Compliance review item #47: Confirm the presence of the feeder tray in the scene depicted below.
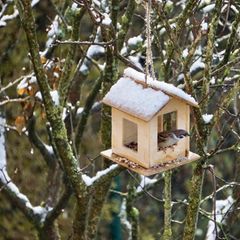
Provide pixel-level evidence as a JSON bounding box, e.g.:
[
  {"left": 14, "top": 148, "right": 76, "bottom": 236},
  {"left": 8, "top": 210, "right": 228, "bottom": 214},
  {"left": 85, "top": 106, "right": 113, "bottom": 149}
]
[{"left": 101, "top": 149, "right": 200, "bottom": 176}]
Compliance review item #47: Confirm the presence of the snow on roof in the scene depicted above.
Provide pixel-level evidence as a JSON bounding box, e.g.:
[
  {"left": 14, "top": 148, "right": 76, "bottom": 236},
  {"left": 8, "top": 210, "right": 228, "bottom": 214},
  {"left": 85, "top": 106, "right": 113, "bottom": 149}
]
[
  {"left": 123, "top": 68, "right": 198, "bottom": 107},
  {"left": 103, "top": 68, "right": 198, "bottom": 121},
  {"left": 102, "top": 77, "right": 170, "bottom": 121}
]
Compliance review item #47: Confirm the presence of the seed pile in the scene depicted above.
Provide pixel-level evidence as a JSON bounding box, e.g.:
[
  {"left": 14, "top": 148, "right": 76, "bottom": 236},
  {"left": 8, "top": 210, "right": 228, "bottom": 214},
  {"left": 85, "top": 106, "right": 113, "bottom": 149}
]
[
  {"left": 114, "top": 155, "right": 143, "bottom": 169},
  {"left": 124, "top": 142, "right": 138, "bottom": 151},
  {"left": 113, "top": 153, "right": 187, "bottom": 171},
  {"left": 152, "top": 156, "right": 187, "bottom": 169},
  {"left": 125, "top": 139, "right": 176, "bottom": 152}
]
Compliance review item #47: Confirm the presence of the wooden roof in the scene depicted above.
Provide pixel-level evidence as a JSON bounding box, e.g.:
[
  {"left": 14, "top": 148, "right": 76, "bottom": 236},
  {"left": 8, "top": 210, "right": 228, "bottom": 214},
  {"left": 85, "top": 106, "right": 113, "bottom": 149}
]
[{"left": 102, "top": 68, "right": 199, "bottom": 121}]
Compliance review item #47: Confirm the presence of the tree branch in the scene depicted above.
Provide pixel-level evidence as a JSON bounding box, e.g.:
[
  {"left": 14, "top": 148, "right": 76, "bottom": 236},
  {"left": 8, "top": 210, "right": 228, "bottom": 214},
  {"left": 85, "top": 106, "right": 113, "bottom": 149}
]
[
  {"left": 117, "top": 0, "right": 136, "bottom": 50},
  {"left": 58, "top": 7, "right": 85, "bottom": 106},
  {"left": 44, "top": 184, "right": 72, "bottom": 226},
  {"left": 16, "top": 0, "right": 87, "bottom": 204},
  {"left": 75, "top": 75, "right": 103, "bottom": 151},
  {"left": 161, "top": 171, "right": 172, "bottom": 240},
  {"left": 28, "top": 116, "right": 56, "bottom": 168},
  {"left": 202, "top": 0, "right": 223, "bottom": 111}
]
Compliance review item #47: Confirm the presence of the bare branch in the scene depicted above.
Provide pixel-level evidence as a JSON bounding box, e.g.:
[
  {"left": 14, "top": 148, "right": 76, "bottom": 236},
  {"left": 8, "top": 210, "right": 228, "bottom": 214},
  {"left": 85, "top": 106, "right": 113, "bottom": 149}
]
[
  {"left": 55, "top": 39, "right": 115, "bottom": 47},
  {"left": 0, "top": 97, "right": 30, "bottom": 106}
]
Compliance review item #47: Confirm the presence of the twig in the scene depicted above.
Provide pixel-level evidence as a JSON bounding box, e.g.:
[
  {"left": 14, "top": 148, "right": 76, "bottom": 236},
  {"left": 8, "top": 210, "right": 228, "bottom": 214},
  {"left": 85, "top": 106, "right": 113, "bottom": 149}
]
[
  {"left": 219, "top": 12, "right": 240, "bottom": 66},
  {"left": 55, "top": 39, "right": 115, "bottom": 46},
  {"left": 0, "top": 75, "right": 26, "bottom": 94},
  {"left": 200, "top": 182, "right": 240, "bottom": 204},
  {"left": 44, "top": 185, "right": 72, "bottom": 225},
  {"left": 75, "top": 75, "right": 103, "bottom": 150},
  {"left": 117, "top": 0, "right": 136, "bottom": 49},
  {"left": 202, "top": 0, "right": 223, "bottom": 111},
  {"left": 117, "top": 53, "right": 144, "bottom": 73},
  {"left": 27, "top": 116, "right": 57, "bottom": 168},
  {"left": 127, "top": 170, "right": 164, "bottom": 203},
  {"left": 0, "top": 123, "right": 17, "bottom": 132},
  {"left": 57, "top": 7, "right": 86, "bottom": 106},
  {"left": 49, "top": 0, "right": 68, "bottom": 27},
  {"left": 73, "top": 0, "right": 104, "bottom": 25},
  {"left": 0, "top": 97, "right": 30, "bottom": 106},
  {"left": 204, "top": 165, "right": 218, "bottom": 239}
]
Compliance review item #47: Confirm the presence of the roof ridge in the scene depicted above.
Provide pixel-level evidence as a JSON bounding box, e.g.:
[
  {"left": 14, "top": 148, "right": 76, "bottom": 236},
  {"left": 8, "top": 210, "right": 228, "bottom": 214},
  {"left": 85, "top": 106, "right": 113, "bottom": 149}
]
[{"left": 123, "top": 68, "right": 199, "bottom": 108}]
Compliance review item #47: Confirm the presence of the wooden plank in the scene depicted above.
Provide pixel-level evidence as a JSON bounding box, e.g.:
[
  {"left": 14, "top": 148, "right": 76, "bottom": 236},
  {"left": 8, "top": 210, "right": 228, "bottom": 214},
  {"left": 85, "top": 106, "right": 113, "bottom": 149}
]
[
  {"left": 112, "top": 109, "right": 151, "bottom": 168},
  {"left": 112, "top": 148, "right": 150, "bottom": 168},
  {"left": 111, "top": 108, "right": 122, "bottom": 150},
  {"left": 101, "top": 149, "right": 201, "bottom": 176},
  {"left": 185, "top": 104, "right": 190, "bottom": 152}
]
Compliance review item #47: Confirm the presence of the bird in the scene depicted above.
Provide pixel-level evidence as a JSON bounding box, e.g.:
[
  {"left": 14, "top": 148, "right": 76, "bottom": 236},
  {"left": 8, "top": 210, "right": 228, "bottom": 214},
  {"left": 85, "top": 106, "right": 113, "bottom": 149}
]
[{"left": 158, "top": 129, "right": 190, "bottom": 150}]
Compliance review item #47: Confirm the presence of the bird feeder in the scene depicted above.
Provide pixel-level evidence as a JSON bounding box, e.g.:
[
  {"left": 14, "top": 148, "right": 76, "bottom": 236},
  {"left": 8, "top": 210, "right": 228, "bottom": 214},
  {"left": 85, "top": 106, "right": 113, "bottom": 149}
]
[{"left": 101, "top": 68, "right": 200, "bottom": 176}]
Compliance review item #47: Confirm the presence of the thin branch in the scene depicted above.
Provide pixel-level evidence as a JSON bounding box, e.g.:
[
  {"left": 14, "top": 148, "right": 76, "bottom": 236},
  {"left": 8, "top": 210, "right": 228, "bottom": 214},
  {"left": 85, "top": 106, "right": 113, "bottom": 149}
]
[
  {"left": 0, "top": 171, "right": 46, "bottom": 227},
  {"left": 27, "top": 116, "right": 56, "bottom": 168},
  {"left": 0, "top": 75, "right": 26, "bottom": 94},
  {"left": 117, "top": 53, "right": 144, "bottom": 73},
  {"left": 44, "top": 184, "right": 72, "bottom": 225},
  {"left": 0, "top": 97, "right": 30, "bottom": 106},
  {"left": 49, "top": 0, "right": 68, "bottom": 27},
  {"left": 117, "top": 0, "right": 136, "bottom": 50},
  {"left": 73, "top": 0, "right": 103, "bottom": 25},
  {"left": 126, "top": 174, "right": 139, "bottom": 240},
  {"left": 58, "top": 7, "right": 85, "bottom": 106},
  {"left": 219, "top": 12, "right": 240, "bottom": 67},
  {"left": 75, "top": 75, "right": 103, "bottom": 150},
  {"left": 55, "top": 39, "right": 115, "bottom": 46},
  {"left": 202, "top": 0, "right": 223, "bottom": 110},
  {"left": 200, "top": 182, "right": 240, "bottom": 204}
]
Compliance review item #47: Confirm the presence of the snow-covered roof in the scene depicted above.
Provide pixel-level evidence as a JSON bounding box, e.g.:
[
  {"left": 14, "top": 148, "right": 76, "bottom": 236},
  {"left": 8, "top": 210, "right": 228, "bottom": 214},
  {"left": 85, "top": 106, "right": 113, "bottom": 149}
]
[
  {"left": 124, "top": 68, "right": 199, "bottom": 107},
  {"left": 102, "top": 67, "right": 198, "bottom": 121}
]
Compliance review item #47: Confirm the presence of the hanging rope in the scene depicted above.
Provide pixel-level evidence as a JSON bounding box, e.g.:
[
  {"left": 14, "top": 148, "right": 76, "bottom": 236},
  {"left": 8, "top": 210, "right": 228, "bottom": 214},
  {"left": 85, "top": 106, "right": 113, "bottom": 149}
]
[{"left": 145, "top": 0, "right": 156, "bottom": 84}]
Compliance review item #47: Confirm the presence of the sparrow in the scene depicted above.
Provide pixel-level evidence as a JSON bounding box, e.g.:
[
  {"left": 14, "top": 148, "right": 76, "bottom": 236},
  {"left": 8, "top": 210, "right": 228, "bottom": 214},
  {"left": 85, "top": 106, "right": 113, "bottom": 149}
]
[{"left": 158, "top": 129, "right": 190, "bottom": 150}]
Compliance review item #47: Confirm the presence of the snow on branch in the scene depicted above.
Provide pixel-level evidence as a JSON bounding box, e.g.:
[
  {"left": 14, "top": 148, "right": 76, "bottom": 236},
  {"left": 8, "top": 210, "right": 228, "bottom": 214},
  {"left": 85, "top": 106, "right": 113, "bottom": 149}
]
[
  {"left": 82, "top": 164, "right": 119, "bottom": 186},
  {"left": 136, "top": 175, "right": 158, "bottom": 193},
  {"left": 40, "top": 15, "right": 62, "bottom": 57},
  {"left": 119, "top": 199, "right": 132, "bottom": 234},
  {"left": 202, "top": 113, "right": 213, "bottom": 124},
  {"left": 0, "top": 115, "right": 50, "bottom": 224},
  {"left": 205, "top": 196, "right": 234, "bottom": 240},
  {"left": 0, "top": 0, "right": 40, "bottom": 27},
  {"left": 79, "top": 27, "right": 105, "bottom": 75},
  {"left": 0, "top": 116, "right": 6, "bottom": 172}
]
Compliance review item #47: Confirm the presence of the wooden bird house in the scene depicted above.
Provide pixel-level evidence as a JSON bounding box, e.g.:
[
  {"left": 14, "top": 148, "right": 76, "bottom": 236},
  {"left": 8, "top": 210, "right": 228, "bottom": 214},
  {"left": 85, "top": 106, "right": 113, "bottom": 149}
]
[{"left": 101, "top": 68, "right": 200, "bottom": 176}]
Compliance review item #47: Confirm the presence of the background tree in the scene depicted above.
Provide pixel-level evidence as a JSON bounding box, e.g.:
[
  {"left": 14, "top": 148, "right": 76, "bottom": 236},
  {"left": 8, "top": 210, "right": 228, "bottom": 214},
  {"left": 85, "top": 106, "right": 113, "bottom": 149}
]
[{"left": 0, "top": 0, "right": 239, "bottom": 239}]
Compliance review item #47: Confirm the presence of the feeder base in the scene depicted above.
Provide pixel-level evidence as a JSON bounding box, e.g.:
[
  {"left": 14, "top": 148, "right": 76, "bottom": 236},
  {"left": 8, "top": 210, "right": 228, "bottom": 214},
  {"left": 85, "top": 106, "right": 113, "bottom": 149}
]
[{"left": 100, "top": 149, "right": 200, "bottom": 176}]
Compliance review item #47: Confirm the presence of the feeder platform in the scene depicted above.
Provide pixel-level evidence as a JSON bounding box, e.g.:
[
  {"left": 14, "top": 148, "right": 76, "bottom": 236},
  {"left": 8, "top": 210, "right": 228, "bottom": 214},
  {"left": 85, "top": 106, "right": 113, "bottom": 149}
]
[{"left": 101, "top": 149, "right": 200, "bottom": 176}]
